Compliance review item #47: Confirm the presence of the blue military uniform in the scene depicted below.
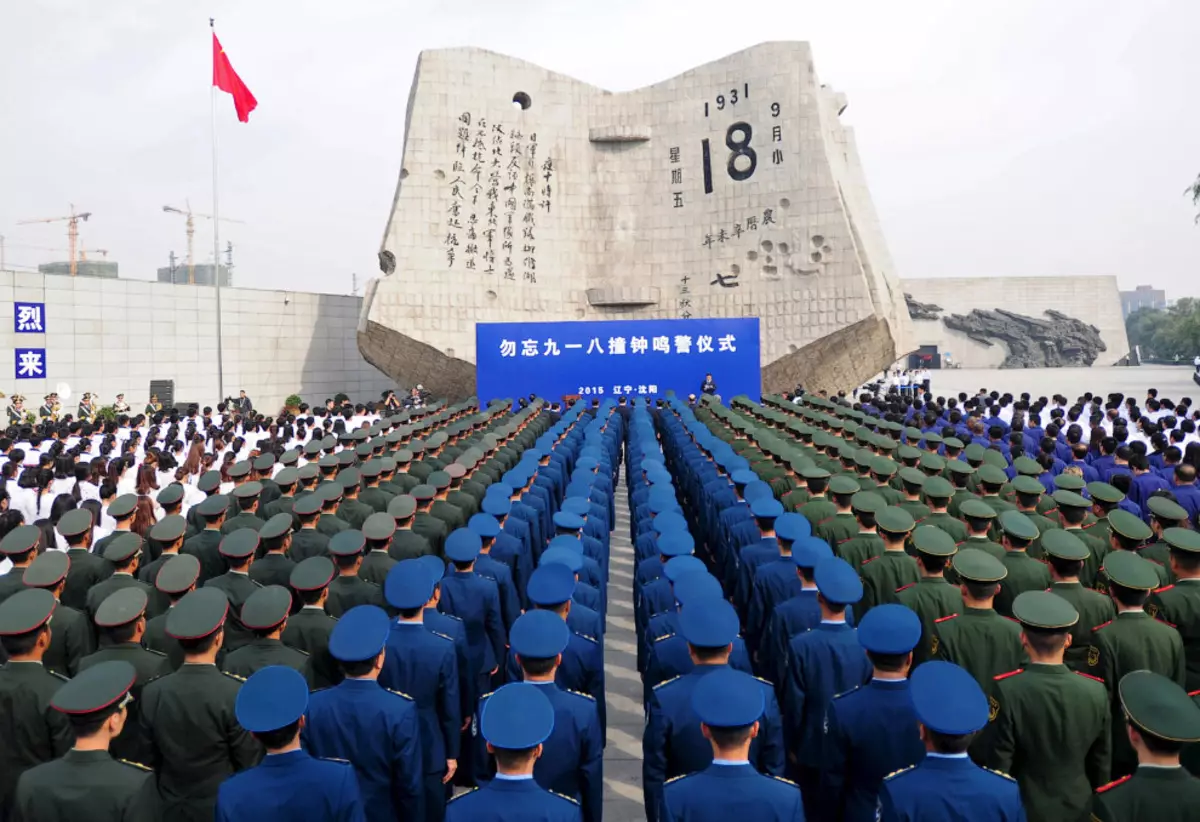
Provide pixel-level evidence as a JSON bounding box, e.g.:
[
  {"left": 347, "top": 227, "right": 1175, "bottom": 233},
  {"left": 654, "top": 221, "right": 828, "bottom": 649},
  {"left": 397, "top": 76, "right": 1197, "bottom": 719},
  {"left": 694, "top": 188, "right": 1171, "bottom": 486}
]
[
  {"left": 303, "top": 605, "right": 423, "bottom": 822},
  {"left": 448, "top": 681, "right": 582, "bottom": 821},
  {"left": 877, "top": 661, "right": 1024, "bottom": 822},
  {"left": 784, "top": 558, "right": 872, "bottom": 811},
  {"left": 659, "top": 667, "right": 804, "bottom": 822},
  {"left": 381, "top": 562, "right": 461, "bottom": 822},
  {"left": 439, "top": 530, "right": 507, "bottom": 691},
  {"left": 466, "top": 515, "right": 522, "bottom": 631},
  {"left": 480, "top": 611, "right": 602, "bottom": 822},
  {"left": 216, "top": 666, "right": 366, "bottom": 822},
  {"left": 819, "top": 605, "right": 925, "bottom": 822},
  {"left": 643, "top": 600, "right": 785, "bottom": 822}
]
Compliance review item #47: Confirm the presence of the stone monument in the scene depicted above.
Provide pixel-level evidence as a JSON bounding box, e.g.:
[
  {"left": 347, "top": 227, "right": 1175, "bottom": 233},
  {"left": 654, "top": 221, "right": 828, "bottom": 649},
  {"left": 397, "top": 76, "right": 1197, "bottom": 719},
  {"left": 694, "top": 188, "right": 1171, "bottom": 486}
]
[{"left": 359, "top": 43, "right": 914, "bottom": 399}]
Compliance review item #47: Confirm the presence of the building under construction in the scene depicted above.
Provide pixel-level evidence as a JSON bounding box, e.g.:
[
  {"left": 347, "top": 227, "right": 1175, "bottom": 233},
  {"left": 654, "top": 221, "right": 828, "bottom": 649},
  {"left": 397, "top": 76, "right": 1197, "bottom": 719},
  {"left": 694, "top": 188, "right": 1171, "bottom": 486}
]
[
  {"left": 156, "top": 263, "right": 231, "bottom": 286},
  {"left": 38, "top": 260, "right": 119, "bottom": 278}
]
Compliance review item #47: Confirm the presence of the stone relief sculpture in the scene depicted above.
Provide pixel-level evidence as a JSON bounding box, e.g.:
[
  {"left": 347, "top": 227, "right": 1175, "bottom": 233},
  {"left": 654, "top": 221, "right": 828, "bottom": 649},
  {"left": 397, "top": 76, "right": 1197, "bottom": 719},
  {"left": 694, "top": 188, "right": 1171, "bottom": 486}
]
[
  {"left": 941, "top": 309, "right": 1106, "bottom": 368},
  {"left": 903, "top": 294, "right": 943, "bottom": 321}
]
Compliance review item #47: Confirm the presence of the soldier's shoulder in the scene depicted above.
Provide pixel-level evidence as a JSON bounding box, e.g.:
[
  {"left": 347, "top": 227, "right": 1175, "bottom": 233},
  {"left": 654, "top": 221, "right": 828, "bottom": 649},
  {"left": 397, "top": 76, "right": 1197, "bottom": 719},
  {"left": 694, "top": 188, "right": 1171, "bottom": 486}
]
[
  {"left": 653, "top": 675, "right": 682, "bottom": 691},
  {"left": 934, "top": 612, "right": 959, "bottom": 624},
  {"left": 430, "top": 630, "right": 455, "bottom": 643},
  {"left": 566, "top": 689, "right": 596, "bottom": 702},
  {"left": 48, "top": 669, "right": 71, "bottom": 683},
  {"left": 116, "top": 758, "right": 153, "bottom": 773},
  {"left": 385, "top": 687, "right": 414, "bottom": 701},
  {"left": 142, "top": 646, "right": 168, "bottom": 658},
  {"left": 982, "top": 766, "right": 1017, "bottom": 783},
  {"left": 1095, "top": 774, "right": 1133, "bottom": 795},
  {"left": 895, "top": 582, "right": 916, "bottom": 593},
  {"left": 1074, "top": 670, "right": 1106, "bottom": 686},
  {"left": 992, "top": 668, "right": 1024, "bottom": 683},
  {"left": 832, "top": 684, "right": 863, "bottom": 702},
  {"left": 882, "top": 764, "right": 918, "bottom": 782},
  {"left": 315, "top": 756, "right": 355, "bottom": 769},
  {"left": 1091, "top": 619, "right": 1115, "bottom": 633},
  {"left": 446, "top": 787, "right": 478, "bottom": 804},
  {"left": 548, "top": 790, "right": 580, "bottom": 806},
  {"left": 664, "top": 773, "right": 695, "bottom": 786},
  {"left": 222, "top": 671, "right": 247, "bottom": 683},
  {"left": 573, "top": 631, "right": 600, "bottom": 645}
]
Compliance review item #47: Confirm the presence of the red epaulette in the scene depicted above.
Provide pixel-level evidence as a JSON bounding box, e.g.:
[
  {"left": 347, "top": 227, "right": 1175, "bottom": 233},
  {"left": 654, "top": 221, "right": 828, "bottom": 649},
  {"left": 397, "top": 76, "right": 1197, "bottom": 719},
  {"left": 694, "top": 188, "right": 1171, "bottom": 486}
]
[
  {"left": 954, "top": 540, "right": 966, "bottom": 547},
  {"left": 1075, "top": 671, "right": 1105, "bottom": 684},
  {"left": 861, "top": 556, "right": 877, "bottom": 566},
  {"left": 1148, "top": 558, "right": 1164, "bottom": 566},
  {"left": 1095, "top": 774, "right": 1132, "bottom": 794},
  {"left": 1189, "top": 690, "right": 1200, "bottom": 698},
  {"left": 1092, "top": 620, "right": 1114, "bottom": 632},
  {"left": 1155, "top": 584, "right": 1175, "bottom": 594},
  {"left": 993, "top": 668, "right": 1023, "bottom": 681},
  {"left": 816, "top": 517, "right": 835, "bottom": 526},
  {"left": 1003, "top": 615, "right": 1020, "bottom": 623},
  {"left": 895, "top": 582, "right": 915, "bottom": 592},
  {"left": 1156, "top": 616, "right": 1178, "bottom": 628},
  {"left": 934, "top": 613, "right": 959, "bottom": 623}
]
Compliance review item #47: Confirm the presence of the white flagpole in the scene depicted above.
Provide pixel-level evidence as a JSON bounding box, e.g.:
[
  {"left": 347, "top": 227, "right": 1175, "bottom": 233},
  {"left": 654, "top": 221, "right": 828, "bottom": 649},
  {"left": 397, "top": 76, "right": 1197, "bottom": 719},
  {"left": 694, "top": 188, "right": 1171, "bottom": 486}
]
[{"left": 210, "top": 17, "right": 226, "bottom": 403}]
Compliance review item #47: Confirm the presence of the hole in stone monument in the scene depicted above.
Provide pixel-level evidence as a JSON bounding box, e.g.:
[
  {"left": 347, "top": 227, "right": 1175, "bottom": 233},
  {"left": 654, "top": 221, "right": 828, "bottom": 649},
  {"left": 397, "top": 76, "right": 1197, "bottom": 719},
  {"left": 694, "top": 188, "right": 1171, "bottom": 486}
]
[
  {"left": 811, "top": 234, "right": 825, "bottom": 246},
  {"left": 778, "top": 242, "right": 790, "bottom": 254},
  {"left": 485, "top": 290, "right": 497, "bottom": 300},
  {"left": 765, "top": 255, "right": 773, "bottom": 264},
  {"left": 822, "top": 244, "right": 833, "bottom": 254},
  {"left": 779, "top": 197, "right": 791, "bottom": 209},
  {"left": 513, "top": 92, "right": 532, "bottom": 110},
  {"left": 762, "top": 265, "right": 779, "bottom": 277},
  {"left": 810, "top": 251, "right": 823, "bottom": 263},
  {"left": 730, "top": 264, "right": 741, "bottom": 275},
  {"left": 789, "top": 344, "right": 798, "bottom": 353},
  {"left": 747, "top": 250, "right": 759, "bottom": 261},
  {"left": 446, "top": 348, "right": 455, "bottom": 357},
  {"left": 400, "top": 168, "right": 409, "bottom": 180},
  {"left": 761, "top": 240, "right": 774, "bottom": 253},
  {"left": 434, "top": 169, "right": 446, "bottom": 180},
  {"left": 575, "top": 309, "right": 586, "bottom": 319}
]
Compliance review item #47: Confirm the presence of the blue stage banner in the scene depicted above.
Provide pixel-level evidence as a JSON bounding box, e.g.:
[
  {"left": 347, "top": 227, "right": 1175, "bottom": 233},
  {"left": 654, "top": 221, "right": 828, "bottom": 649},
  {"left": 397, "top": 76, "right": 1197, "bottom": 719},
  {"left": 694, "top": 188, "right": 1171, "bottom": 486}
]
[{"left": 475, "top": 317, "right": 761, "bottom": 402}]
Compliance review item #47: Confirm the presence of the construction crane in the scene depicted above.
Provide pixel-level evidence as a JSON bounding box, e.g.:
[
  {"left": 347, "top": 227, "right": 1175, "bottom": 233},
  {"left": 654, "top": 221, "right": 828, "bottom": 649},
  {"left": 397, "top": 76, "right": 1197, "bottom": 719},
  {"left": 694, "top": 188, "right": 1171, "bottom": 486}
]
[
  {"left": 16, "top": 205, "right": 92, "bottom": 276},
  {"left": 162, "top": 202, "right": 243, "bottom": 284}
]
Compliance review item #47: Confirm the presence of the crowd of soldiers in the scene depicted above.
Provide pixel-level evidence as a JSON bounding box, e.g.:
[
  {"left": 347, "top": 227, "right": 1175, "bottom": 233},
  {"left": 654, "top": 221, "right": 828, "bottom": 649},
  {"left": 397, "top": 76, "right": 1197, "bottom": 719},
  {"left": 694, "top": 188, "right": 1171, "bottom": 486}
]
[{"left": 2, "top": 384, "right": 1200, "bottom": 821}]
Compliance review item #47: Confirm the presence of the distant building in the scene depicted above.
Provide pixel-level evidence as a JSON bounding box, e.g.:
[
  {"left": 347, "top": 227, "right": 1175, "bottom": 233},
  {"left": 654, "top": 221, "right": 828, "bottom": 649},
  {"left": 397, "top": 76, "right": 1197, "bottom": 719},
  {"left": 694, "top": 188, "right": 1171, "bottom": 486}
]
[
  {"left": 156, "top": 263, "right": 231, "bottom": 287},
  {"left": 38, "top": 260, "right": 119, "bottom": 279},
  {"left": 1120, "top": 285, "right": 1166, "bottom": 318}
]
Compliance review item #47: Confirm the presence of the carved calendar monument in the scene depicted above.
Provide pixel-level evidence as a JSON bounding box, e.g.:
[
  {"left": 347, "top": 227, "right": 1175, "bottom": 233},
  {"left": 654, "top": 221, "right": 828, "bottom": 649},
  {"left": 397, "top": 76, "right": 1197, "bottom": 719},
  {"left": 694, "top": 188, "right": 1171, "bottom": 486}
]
[{"left": 359, "top": 42, "right": 914, "bottom": 399}]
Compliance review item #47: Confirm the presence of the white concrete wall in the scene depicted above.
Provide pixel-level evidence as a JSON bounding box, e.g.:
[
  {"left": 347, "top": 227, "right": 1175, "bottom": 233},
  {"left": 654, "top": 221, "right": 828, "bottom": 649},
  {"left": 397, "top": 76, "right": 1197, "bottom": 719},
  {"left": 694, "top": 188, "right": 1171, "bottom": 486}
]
[
  {"left": 900, "top": 275, "right": 1130, "bottom": 368},
  {"left": 1, "top": 270, "right": 393, "bottom": 413}
]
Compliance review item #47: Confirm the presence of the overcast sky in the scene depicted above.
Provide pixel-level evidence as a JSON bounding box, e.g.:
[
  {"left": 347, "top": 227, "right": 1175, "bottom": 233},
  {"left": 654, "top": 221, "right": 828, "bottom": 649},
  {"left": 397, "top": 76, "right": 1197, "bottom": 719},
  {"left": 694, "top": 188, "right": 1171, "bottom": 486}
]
[{"left": 2, "top": 0, "right": 1198, "bottom": 299}]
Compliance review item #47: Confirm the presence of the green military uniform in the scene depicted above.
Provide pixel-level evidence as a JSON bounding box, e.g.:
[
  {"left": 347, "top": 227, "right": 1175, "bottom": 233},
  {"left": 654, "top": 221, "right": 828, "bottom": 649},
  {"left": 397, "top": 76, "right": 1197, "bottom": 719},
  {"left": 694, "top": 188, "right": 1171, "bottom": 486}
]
[
  {"left": 1041, "top": 529, "right": 1115, "bottom": 674},
  {"left": 389, "top": 526, "right": 433, "bottom": 562},
  {"left": 359, "top": 480, "right": 392, "bottom": 514},
  {"left": 221, "top": 585, "right": 309, "bottom": 679},
  {"left": 326, "top": 531, "right": 385, "bottom": 617},
  {"left": 221, "top": 482, "right": 267, "bottom": 536},
  {"left": 896, "top": 526, "right": 963, "bottom": 666},
  {"left": 249, "top": 552, "right": 295, "bottom": 589},
  {"left": 1092, "top": 670, "right": 1200, "bottom": 822},
  {"left": 283, "top": 558, "right": 342, "bottom": 690},
  {"left": 1147, "top": 531, "right": 1200, "bottom": 692},
  {"left": 336, "top": 478, "right": 375, "bottom": 530},
  {"left": 930, "top": 549, "right": 1024, "bottom": 692},
  {"left": 290, "top": 526, "right": 331, "bottom": 562},
  {"left": 982, "top": 591, "right": 1111, "bottom": 822},
  {"left": 182, "top": 525, "right": 226, "bottom": 587},
  {"left": 359, "top": 550, "right": 397, "bottom": 586},
  {"left": 994, "top": 511, "right": 1052, "bottom": 619},
  {"left": 85, "top": 571, "right": 154, "bottom": 628},
  {"left": 1090, "top": 551, "right": 1187, "bottom": 778},
  {"left": 79, "top": 588, "right": 172, "bottom": 766},
  {"left": 22, "top": 550, "right": 93, "bottom": 678},
  {"left": 412, "top": 509, "right": 449, "bottom": 558},
  {"left": 62, "top": 545, "right": 112, "bottom": 612},
  {"left": 0, "top": 589, "right": 73, "bottom": 818},
  {"left": 140, "top": 588, "right": 263, "bottom": 822},
  {"left": 858, "top": 507, "right": 919, "bottom": 619},
  {"left": 13, "top": 660, "right": 155, "bottom": 822}
]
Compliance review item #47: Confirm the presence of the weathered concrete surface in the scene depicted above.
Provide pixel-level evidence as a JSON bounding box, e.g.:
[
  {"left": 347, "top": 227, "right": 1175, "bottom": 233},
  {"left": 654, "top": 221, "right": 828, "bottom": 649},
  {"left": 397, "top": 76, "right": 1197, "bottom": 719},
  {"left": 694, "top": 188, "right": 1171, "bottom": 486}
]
[{"left": 359, "top": 43, "right": 914, "bottom": 399}]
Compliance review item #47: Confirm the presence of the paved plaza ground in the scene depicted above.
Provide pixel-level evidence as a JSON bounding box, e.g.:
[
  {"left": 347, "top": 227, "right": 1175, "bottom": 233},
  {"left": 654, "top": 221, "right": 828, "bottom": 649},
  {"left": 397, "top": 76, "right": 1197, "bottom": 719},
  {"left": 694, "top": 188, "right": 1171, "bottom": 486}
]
[{"left": 920, "top": 365, "right": 1198, "bottom": 402}]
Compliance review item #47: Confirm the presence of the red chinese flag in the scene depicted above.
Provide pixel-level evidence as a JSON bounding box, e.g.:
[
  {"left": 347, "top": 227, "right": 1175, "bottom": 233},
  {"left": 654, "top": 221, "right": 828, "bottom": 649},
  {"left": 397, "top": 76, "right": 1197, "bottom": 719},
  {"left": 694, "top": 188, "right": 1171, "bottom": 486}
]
[{"left": 212, "top": 33, "right": 257, "bottom": 123}]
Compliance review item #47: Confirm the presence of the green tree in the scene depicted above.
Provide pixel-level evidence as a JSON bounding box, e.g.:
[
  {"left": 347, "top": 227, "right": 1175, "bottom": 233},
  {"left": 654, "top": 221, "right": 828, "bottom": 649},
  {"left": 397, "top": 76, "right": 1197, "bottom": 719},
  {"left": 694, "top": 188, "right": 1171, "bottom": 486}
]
[
  {"left": 1190, "top": 173, "right": 1200, "bottom": 222},
  {"left": 1126, "top": 301, "right": 1200, "bottom": 361}
]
